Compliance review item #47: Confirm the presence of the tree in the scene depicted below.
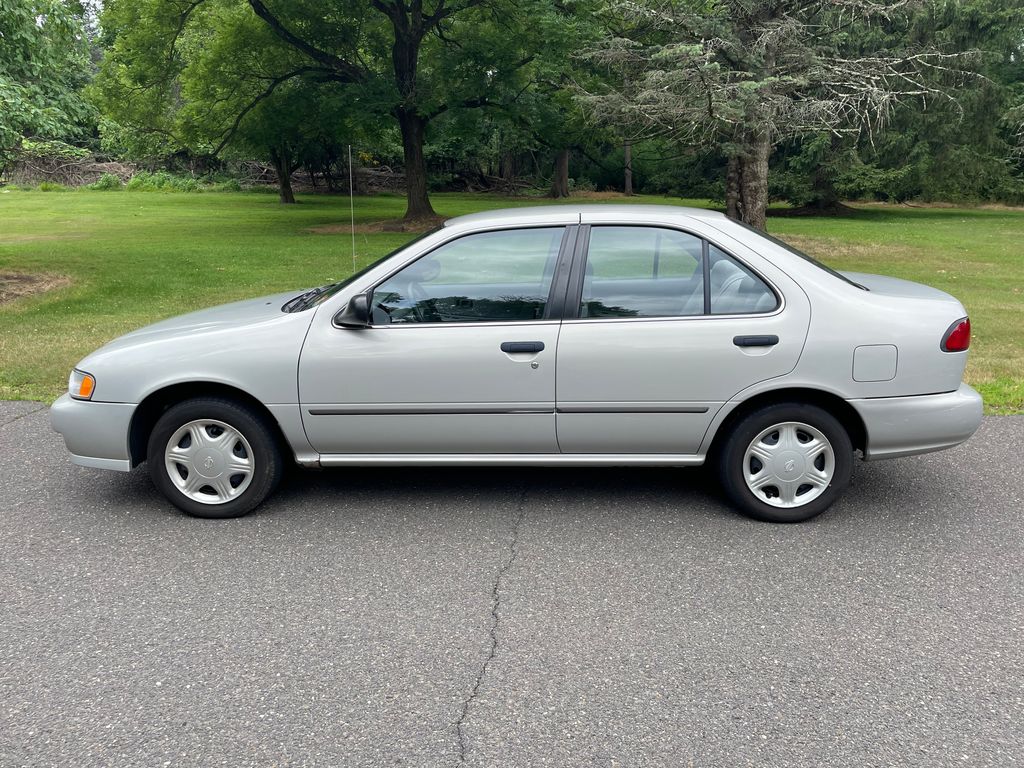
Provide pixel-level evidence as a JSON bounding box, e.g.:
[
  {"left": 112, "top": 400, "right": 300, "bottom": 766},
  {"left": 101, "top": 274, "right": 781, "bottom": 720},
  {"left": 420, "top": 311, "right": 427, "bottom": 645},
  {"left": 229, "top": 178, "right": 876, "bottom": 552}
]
[
  {"left": 248, "top": 0, "right": 550, "bottom": 218},
  {"left": 175, "top": 4, "right": 367, "bottom": 203},
  {"left": 852, "top": 0, "right": 1024, "bottom": 204},
  {"left": 0, "top": 0, "right": 93, "bottom": 174},
  {"left": 768, "top": 0, "right": 1024, "bottom": 208},
  {"left": 453, "top": 0, "right": 616, "bottom": 199},
  {"left": 94, "top": 0, "right": 368, "bottom": 202},
  {"left": 578, "top": 0, "right": 980, "bottom": 229},
  {"left": 95, "top": 0, "right": 543, "bottom": 217}
]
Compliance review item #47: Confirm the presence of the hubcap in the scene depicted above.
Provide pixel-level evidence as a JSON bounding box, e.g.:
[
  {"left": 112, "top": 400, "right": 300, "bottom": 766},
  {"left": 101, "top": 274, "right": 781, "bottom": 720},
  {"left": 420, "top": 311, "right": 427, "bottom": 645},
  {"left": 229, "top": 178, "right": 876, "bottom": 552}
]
[
  {"left": 164, "top": 419, "right": 254, "bottom": 505},
  {"left": 743, "top": 421, "right": 834, "bottom": 509}
]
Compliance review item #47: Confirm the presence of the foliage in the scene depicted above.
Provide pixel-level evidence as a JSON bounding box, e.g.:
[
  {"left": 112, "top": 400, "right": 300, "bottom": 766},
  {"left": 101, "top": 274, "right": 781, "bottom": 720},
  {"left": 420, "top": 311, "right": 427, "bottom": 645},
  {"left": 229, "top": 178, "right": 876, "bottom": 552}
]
[
  {"left": 4, "top": 0, "right": 1024, "bottom": 210},
  {"left": 124, "top": 171, "right": 202, "bottom": 192},
  {"left": 576, "top": 0, "right": 983, "bottom": 227},
  {"left": 95, "top": 117, "right": 181, "bottom": 168},
  {"left": 210, "top": 178, "right": 242, "bottom": 192},
  {"left": 91, "top": 0, "right": 565, "bottom": 213},
  {"left": 766, "top": 0, "right": 1024, "bottom": 208},
  {"left": 18, "top": 138, "right": 90, "bottom": 162},
  {"left": 86, "top": 173, "right": 124, "bottom": 191},
  {"left": 34, "top": 181, "right": 69, "bottom": 191},
  {"left": 0, "top": 0, "right": 94, "bottom": 171}
]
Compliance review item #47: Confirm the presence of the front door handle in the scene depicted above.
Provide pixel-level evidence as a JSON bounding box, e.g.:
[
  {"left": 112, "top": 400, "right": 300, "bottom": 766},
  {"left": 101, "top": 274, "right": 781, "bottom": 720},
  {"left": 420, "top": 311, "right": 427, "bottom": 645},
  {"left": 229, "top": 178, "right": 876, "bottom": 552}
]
[
  {"left": 733, "top": 335, "right": 779, "bottom": 347},
  {"left": 501, "top": 341, "right": 545, "bottom": 354}
]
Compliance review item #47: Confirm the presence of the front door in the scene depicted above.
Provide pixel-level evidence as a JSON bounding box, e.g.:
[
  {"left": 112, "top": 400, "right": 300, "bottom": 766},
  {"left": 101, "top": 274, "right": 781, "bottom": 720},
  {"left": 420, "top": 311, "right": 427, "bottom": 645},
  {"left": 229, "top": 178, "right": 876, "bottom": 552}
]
[
  {"left": 299, "top": 226, "right": 571, "bottom": 455},
  {"left": 555, "top": 225, "right": 810, "bottom": 454}
]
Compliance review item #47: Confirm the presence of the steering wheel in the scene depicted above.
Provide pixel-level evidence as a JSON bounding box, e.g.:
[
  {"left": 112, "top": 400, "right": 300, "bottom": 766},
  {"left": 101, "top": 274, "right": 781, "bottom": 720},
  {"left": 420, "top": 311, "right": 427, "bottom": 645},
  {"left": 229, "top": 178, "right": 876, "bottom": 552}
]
[{"left": 406, "top": 280, "right": 439, "bottom": 323}]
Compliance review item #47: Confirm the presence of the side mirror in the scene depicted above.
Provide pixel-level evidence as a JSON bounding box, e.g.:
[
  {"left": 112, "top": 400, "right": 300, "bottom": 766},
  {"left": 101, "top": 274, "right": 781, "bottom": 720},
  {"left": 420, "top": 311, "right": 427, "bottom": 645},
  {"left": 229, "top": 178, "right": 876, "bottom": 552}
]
[{"left": 334, "top": 292, "right": 370, "bottom": 328}]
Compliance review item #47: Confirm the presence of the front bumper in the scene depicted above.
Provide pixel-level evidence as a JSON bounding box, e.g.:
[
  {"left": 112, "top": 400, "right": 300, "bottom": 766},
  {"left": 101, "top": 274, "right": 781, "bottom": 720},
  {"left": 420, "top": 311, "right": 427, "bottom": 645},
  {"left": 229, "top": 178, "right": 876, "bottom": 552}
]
[
  {"left": 49, "top": 394, "right": 135, "bottom": 472},
  {"left": 851, "top": 382, "right": 983, "bottom": 461}
]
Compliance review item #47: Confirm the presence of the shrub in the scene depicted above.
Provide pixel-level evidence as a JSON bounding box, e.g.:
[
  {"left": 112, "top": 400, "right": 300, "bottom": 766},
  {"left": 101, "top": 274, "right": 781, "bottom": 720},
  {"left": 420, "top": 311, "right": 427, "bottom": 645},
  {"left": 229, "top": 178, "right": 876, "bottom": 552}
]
[
  {"left": 125, "top": 171, "right": 203, "bottom": 192},
  {"left": 124, "top": 174, "right": 146, "bottom": 191},
  {"left": 36, "top": 182, "right": 69, "bottom": 192},
  {"left": 210, "top": 178, "right": 242, "bottom": 192},
  {"left": 87, "top": 173, "right": 124, "bottom": 191},
  {"left": 568, "top": 177, "right": 596, "bottom": 193}
]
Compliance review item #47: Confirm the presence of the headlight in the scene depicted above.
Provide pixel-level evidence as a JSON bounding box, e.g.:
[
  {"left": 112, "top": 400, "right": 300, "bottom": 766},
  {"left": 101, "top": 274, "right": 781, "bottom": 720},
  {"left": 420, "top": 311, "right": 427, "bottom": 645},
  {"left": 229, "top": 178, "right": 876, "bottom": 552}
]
[{"left": 69, "top": 369, "right": 96, "bottom": 400}]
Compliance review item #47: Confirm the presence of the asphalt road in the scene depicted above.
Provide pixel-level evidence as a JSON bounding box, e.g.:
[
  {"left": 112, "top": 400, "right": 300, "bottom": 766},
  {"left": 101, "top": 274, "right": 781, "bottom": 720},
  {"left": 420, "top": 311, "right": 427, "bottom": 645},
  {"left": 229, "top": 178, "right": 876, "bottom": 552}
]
[{"left": 1, "top": 401, "right": 1022, "bottom": 767}]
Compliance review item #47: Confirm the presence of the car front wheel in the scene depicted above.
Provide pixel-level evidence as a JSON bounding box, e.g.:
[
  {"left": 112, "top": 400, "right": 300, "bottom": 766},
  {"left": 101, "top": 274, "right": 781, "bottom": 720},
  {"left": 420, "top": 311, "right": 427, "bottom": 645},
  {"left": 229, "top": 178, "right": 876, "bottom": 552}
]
[
  {"left": 147, "top": 397, "right": 283, "bottom": 519},
  {"left": 717, "top": 402, "right": 853, "bottom": 523}
]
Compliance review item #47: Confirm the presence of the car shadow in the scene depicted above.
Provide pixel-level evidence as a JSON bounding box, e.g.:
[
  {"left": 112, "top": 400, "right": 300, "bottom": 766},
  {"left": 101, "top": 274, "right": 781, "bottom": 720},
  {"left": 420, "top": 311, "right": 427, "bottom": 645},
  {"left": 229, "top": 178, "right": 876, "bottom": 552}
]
[{"left": 86, "top": 453, "right": 964, "bottom": 530}]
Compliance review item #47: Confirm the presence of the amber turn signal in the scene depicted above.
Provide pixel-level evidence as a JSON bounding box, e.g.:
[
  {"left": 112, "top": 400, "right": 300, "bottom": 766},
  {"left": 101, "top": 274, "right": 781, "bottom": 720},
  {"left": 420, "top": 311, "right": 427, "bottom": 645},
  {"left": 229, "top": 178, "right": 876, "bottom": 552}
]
[{"left": 68, "top": 369, "right": 96, "bottom": 400}]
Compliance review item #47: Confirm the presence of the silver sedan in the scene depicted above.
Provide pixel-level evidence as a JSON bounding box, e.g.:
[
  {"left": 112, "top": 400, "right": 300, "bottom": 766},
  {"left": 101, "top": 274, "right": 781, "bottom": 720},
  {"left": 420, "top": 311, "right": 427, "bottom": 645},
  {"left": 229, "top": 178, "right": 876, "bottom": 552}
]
[{"left": 51, "top": 205, "right": 982, "bottom": 522}]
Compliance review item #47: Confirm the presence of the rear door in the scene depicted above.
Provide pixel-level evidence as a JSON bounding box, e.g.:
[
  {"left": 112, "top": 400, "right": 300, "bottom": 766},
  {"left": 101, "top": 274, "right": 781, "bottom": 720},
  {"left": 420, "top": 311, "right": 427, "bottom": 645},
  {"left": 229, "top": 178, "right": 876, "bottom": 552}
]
[{"left": 555, "top": 224, "right": 810, "bottom": 454}]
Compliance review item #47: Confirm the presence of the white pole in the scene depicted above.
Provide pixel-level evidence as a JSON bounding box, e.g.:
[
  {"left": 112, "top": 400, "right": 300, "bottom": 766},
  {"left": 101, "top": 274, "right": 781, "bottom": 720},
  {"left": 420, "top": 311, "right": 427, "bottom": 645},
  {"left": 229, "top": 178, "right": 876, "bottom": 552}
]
[{"left": 348, "top": 144, "right": 356, "bottom": 274}]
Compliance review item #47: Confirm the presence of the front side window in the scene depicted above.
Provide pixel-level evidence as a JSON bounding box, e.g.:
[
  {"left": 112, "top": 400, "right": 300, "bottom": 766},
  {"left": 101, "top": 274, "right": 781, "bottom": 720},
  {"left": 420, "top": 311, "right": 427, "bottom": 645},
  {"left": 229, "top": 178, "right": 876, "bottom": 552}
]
[
  {"left": 372, "top": 227, "right": 564, "bottom": 324},
  {"left": 580, "top": 227, "right": 705, "bottom": 318}
]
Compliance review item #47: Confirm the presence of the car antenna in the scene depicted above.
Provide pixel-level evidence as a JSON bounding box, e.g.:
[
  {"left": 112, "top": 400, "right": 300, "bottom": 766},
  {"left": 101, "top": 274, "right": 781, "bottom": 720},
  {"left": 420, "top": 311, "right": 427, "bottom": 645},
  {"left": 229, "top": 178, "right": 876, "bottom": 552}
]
[{"left": 348, "top": 144, "right": 357, "bottom": 275}]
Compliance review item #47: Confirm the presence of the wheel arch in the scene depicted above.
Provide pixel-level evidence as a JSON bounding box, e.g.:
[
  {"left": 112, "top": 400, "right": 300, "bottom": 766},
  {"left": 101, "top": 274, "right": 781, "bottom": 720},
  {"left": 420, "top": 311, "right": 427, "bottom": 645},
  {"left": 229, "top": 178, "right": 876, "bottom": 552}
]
[
  {"left": 706, "top": 387, "right": 867, "bottom": 461},
  {"left": 128, "top": 381, "right": 291, "bottom": 467}
]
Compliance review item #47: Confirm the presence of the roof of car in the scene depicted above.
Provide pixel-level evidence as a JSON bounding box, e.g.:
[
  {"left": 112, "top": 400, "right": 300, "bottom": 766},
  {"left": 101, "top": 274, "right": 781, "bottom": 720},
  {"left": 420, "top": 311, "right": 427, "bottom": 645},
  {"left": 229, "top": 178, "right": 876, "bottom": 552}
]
[{"left": 444, "top": 204, "right": 727, "bottom": 227}]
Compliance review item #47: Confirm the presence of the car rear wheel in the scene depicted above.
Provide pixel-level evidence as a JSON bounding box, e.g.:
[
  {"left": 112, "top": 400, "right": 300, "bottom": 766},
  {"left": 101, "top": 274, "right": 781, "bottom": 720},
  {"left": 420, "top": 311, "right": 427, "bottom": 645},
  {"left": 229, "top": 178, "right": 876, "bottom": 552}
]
[
  {"left": 147, "top": 397, "right": 283, "bottom": 519},
  {"left": 717, "top": 402, "right": 853, "bottom": 523}
]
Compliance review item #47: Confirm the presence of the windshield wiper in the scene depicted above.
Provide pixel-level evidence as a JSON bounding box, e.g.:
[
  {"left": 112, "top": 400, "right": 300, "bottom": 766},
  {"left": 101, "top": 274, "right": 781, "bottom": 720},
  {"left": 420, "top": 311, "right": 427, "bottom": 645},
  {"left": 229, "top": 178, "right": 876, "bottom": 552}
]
[{"left": 282, "top": 285, "right": 326, "bottom": 313}]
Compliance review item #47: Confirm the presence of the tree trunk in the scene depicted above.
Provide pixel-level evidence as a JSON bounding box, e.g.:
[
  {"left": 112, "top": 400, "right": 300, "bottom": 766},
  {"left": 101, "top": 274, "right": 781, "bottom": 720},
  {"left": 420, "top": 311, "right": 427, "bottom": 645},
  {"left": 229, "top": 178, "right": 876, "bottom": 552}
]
[
  {"left": 623, "top": 140, "right": 633, "bottom": 196},
  {"left": 269, "top": 146, "right": 296, "bottom": 204},
  {"left": 724, "top": 133, "right": 770, "bottom": 230},
  {"left": 738, "top": 132, "right": 770, "bottom": 230},
  {"left": 396, "top": 107, "right": 435, "bottom": 219},
  {"left": 502, "top": 151, "right": 516, "bottom": 193},
  {"left": 390, "top": 21, "right": 434, "bottom": 221},
  {"left": 550, "top": 148, "right": 570, "bottom": 198},
  {"left": 726, "top": 156, "right": 741, "bottom": 220}
]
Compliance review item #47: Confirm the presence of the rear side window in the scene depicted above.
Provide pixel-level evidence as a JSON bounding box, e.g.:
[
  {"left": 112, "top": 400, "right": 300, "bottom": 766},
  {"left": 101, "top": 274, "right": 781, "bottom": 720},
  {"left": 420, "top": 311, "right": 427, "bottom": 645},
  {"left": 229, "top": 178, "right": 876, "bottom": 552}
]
[
  {"left": 708, "top": 244, "right": 778, "bottom": 314},
  {"left": 580, "top": 227, "right": 705, "bottom": 318},
  {"left": 373, "top": 227, "right": 563, "bottom": 324}
]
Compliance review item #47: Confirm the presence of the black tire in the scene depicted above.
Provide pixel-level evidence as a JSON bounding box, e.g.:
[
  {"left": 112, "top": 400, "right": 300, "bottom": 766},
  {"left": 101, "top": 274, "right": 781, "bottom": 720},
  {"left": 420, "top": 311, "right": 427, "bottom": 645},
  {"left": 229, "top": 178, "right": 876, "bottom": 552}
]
[
  {"left": 147, "top": 397, "right": 283, "bottom": 519},
  {"left": 717, "top": 402, "right": 853, "bottom": 523}
]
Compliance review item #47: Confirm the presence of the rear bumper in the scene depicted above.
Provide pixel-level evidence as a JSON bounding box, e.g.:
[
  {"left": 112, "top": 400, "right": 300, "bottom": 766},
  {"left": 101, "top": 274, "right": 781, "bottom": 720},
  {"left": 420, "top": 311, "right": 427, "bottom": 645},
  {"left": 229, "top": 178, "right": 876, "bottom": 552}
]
[
  {"left": 49, "top": 394, "right": 135, "bottom": 472},
  {"left": 851, "top": 383, "right": 983, "bottom": 461}
]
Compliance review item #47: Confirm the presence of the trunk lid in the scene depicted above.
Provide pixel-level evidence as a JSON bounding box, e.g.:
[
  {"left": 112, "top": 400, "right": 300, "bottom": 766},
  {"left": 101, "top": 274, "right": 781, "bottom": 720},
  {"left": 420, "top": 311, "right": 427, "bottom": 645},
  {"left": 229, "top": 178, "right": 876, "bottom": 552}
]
[{"left": 840, "top": 272, "right": 962, "bottom": 303}]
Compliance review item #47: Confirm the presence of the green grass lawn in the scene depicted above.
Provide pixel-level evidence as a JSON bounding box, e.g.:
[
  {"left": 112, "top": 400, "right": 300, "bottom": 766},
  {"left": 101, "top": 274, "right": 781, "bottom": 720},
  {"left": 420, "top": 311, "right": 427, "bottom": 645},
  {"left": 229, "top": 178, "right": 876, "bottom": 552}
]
[{"left": 1, "top": 188, "right": 1022, "bottom": 411}]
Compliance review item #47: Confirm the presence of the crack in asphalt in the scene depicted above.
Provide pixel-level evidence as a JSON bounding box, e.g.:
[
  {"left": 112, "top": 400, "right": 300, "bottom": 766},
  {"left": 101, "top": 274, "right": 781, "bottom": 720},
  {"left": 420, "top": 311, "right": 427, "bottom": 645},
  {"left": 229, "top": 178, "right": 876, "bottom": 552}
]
[
  {"left": 454, "top": 487, "right": 528, "bottom": 766},
  {"left": 0, "top": 404, "right": 47, "bottom": 429}
]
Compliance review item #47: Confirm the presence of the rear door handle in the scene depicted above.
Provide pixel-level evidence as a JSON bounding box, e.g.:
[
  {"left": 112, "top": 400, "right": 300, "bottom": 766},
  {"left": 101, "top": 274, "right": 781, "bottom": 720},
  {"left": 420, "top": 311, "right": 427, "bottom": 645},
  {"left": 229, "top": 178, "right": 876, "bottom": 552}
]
[
  {"left": 733, "top": 335, "right": 779, "bottom": 347},
  {"left": 501, "top": 341, "right": 545, "bottom": 354}
]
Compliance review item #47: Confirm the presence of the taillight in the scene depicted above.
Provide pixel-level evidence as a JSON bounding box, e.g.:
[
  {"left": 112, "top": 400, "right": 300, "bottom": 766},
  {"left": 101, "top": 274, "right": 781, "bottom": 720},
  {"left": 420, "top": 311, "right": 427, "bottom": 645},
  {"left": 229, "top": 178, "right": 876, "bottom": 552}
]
[{"left": 941, "top": 317, "right": 970, "bottom": 352}]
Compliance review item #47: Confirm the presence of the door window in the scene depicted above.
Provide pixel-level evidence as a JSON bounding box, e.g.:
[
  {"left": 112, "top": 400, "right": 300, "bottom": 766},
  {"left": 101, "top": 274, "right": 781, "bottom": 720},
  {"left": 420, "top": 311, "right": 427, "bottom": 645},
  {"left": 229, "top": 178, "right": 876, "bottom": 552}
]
[
  {"left": 373, "top": 227, "right": 564, "bottom": 324},
  {"left": 708, "top": 244, "right": 777, "bottom": 314},
  {"left": 580, "top": 227, "right": 705, "bottom": 318}
]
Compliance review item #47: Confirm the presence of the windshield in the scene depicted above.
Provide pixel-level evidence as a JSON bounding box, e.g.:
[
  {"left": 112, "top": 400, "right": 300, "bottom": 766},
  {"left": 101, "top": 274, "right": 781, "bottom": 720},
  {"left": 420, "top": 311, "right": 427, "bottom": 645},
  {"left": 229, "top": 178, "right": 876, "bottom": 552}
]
[
  {"left": 739, "top": 222, "right": 867, "bottom": 291},
  {"left": 282, "top": 226, "right": 445, "bottom": 312}
]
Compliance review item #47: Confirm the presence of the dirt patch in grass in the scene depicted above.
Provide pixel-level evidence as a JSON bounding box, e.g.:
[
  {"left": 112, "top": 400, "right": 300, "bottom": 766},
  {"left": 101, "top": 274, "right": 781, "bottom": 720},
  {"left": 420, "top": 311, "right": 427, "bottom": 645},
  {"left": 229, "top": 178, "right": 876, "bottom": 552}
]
[
  {"left": 0, "top": 273, "right": 71, "bottom": 305},
  {"left": 855, "top": 200, "right": 1024, "bottom": 212},
  {"left": 771, "top": 202, "right": 859, "bottom": 217},
  {"left": 564, "top": 191, "right": 632, "bottom": 200},
  {"left": 306, "top": 222, "right": 383, "bottom": 235},
  {"left": 307, "top": 214, "right": 446, "bottom": 235}
]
